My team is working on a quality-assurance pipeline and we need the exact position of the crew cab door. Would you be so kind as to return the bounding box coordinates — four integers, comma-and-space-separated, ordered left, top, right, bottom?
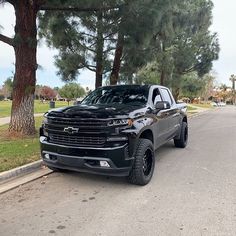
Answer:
151, 88, 170, 147
159, 88, 180, 139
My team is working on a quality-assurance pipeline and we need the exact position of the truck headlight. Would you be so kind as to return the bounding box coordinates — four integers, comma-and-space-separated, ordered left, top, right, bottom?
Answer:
42, 114, 48, 136
42, 114, 48, 125
107, 119, 133, 127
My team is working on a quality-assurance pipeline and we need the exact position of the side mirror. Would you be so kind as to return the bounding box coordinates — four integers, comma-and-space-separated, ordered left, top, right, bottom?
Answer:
155, 101, 170, 110
73, 101, 81, 105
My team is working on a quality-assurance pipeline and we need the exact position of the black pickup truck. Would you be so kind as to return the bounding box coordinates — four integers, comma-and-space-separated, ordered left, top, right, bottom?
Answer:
40, 85, 188, 185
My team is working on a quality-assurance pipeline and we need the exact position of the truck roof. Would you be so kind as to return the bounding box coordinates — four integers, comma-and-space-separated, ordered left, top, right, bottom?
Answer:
99, 84, 169, 90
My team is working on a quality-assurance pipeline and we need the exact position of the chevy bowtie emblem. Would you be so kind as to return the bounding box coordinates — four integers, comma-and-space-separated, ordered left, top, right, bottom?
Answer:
64, 127, 79, 134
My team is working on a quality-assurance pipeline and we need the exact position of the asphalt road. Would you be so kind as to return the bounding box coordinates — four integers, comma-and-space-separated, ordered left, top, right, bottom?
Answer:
1, 106, 236, 236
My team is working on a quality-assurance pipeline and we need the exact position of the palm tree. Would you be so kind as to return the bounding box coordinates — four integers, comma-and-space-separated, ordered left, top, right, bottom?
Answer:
229, 75, 236, 104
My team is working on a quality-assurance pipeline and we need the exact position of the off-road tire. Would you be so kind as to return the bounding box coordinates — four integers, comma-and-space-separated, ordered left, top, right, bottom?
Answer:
127, 139, 155, 186
174, 122, 188, 148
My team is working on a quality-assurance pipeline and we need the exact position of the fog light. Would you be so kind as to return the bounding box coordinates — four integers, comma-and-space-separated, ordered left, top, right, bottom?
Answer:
44, 153, 50, 160
100, 161, 110, 168
43, 129, 48, 137
40, 136, 47, 142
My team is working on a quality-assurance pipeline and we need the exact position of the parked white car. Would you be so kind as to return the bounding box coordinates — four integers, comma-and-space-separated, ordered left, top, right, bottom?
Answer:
211, 102, 226, 107
218, 102, 226, 107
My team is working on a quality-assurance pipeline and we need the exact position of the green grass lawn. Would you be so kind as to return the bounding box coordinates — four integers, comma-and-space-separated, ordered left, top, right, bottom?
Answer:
0, 117, 43, 173
0, 100, 69, 118
189, 103, 213, 109
0, 101, 12, 118
187, 105, 197, 111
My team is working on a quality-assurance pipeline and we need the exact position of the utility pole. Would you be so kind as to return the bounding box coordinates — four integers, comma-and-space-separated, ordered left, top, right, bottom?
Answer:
230, 74, 236, 105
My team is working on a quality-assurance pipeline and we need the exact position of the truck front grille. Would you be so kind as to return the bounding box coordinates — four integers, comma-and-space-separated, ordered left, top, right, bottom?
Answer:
47, 118, 108, 128
46, 117, 110, 147
49, 134, 106, 147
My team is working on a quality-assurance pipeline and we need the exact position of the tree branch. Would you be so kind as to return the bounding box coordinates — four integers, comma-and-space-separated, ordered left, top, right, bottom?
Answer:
103, 47, 116, 53
103, 32, 116, 40
40, 5, 121, 12
80, 32, 96, 38
0, 33, 14, 46
81, 62, 96, 72
182, 63, 201, 74
86, 66, 96, 72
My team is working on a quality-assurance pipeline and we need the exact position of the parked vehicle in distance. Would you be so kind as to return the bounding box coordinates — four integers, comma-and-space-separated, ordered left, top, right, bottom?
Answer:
40, 85, 188, 185
3, 98, 10, 101
218, 102, 226, 107
211, 102, 218, 107
211, 101, 226, 107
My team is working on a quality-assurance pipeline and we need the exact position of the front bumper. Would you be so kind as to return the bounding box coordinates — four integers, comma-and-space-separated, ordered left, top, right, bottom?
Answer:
40, 137, 133, 177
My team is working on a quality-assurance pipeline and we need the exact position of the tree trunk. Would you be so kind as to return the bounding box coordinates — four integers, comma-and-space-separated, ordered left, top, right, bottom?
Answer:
9, 1, 38, 135
172, 87, 180, 101
95, 11, 104, 88
128, 73, 133, 85
110, 31, 124, 85
160, 70, 166, 86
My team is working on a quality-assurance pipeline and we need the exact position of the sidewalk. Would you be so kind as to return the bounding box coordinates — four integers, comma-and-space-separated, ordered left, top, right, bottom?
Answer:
0, 113, 44, 126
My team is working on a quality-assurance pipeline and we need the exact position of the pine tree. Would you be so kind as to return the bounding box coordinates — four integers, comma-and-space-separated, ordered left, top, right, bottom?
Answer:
111, 0, 169, 85
136, 0, 219, 99
39, 0, 121, 88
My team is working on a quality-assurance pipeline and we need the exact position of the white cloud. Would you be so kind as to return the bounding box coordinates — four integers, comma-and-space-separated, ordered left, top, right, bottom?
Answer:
0, 3, 15, 69
0, 42, 14, 68
37, 41, 58, 71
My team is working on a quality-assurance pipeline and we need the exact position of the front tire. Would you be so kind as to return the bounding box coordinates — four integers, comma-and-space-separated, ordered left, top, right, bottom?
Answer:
174, 122, 188, 148
127, 139, 155, 186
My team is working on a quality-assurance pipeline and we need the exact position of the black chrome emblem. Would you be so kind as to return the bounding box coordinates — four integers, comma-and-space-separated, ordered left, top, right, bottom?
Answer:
64, 127, 79, 134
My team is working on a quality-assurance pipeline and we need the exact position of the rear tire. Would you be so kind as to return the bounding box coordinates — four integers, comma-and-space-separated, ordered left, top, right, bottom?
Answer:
127, 139, 155, 186
174, 122, 188, 148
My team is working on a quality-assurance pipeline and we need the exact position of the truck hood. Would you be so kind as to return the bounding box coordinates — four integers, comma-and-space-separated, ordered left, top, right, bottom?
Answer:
47, 104, 147, 119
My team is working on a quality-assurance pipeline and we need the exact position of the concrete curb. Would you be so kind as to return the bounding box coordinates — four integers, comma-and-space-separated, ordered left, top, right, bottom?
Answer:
0, 160, 43, 184
0, 168, 53, 194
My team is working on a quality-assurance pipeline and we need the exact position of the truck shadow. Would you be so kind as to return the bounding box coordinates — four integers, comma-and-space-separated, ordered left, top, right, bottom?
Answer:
155, 141, 178, 161
56, 141, 177, 187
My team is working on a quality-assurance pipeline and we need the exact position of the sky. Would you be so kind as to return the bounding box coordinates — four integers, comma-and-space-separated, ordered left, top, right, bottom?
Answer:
0, 0, 235, 89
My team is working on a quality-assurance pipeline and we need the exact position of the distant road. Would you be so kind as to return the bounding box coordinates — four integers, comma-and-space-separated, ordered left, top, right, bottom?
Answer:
0, 106, 236, 236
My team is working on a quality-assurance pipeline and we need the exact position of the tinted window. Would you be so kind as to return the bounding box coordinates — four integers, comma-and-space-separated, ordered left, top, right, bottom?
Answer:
160, 89, 173, 105
82, 86, 149, 106
152, 88, 162, 104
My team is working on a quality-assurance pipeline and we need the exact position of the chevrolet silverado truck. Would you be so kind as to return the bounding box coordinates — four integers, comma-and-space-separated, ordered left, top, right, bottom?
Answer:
40, 85, 188, 185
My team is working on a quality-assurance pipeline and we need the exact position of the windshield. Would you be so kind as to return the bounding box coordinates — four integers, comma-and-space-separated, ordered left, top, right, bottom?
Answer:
82, 86, 149, 106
